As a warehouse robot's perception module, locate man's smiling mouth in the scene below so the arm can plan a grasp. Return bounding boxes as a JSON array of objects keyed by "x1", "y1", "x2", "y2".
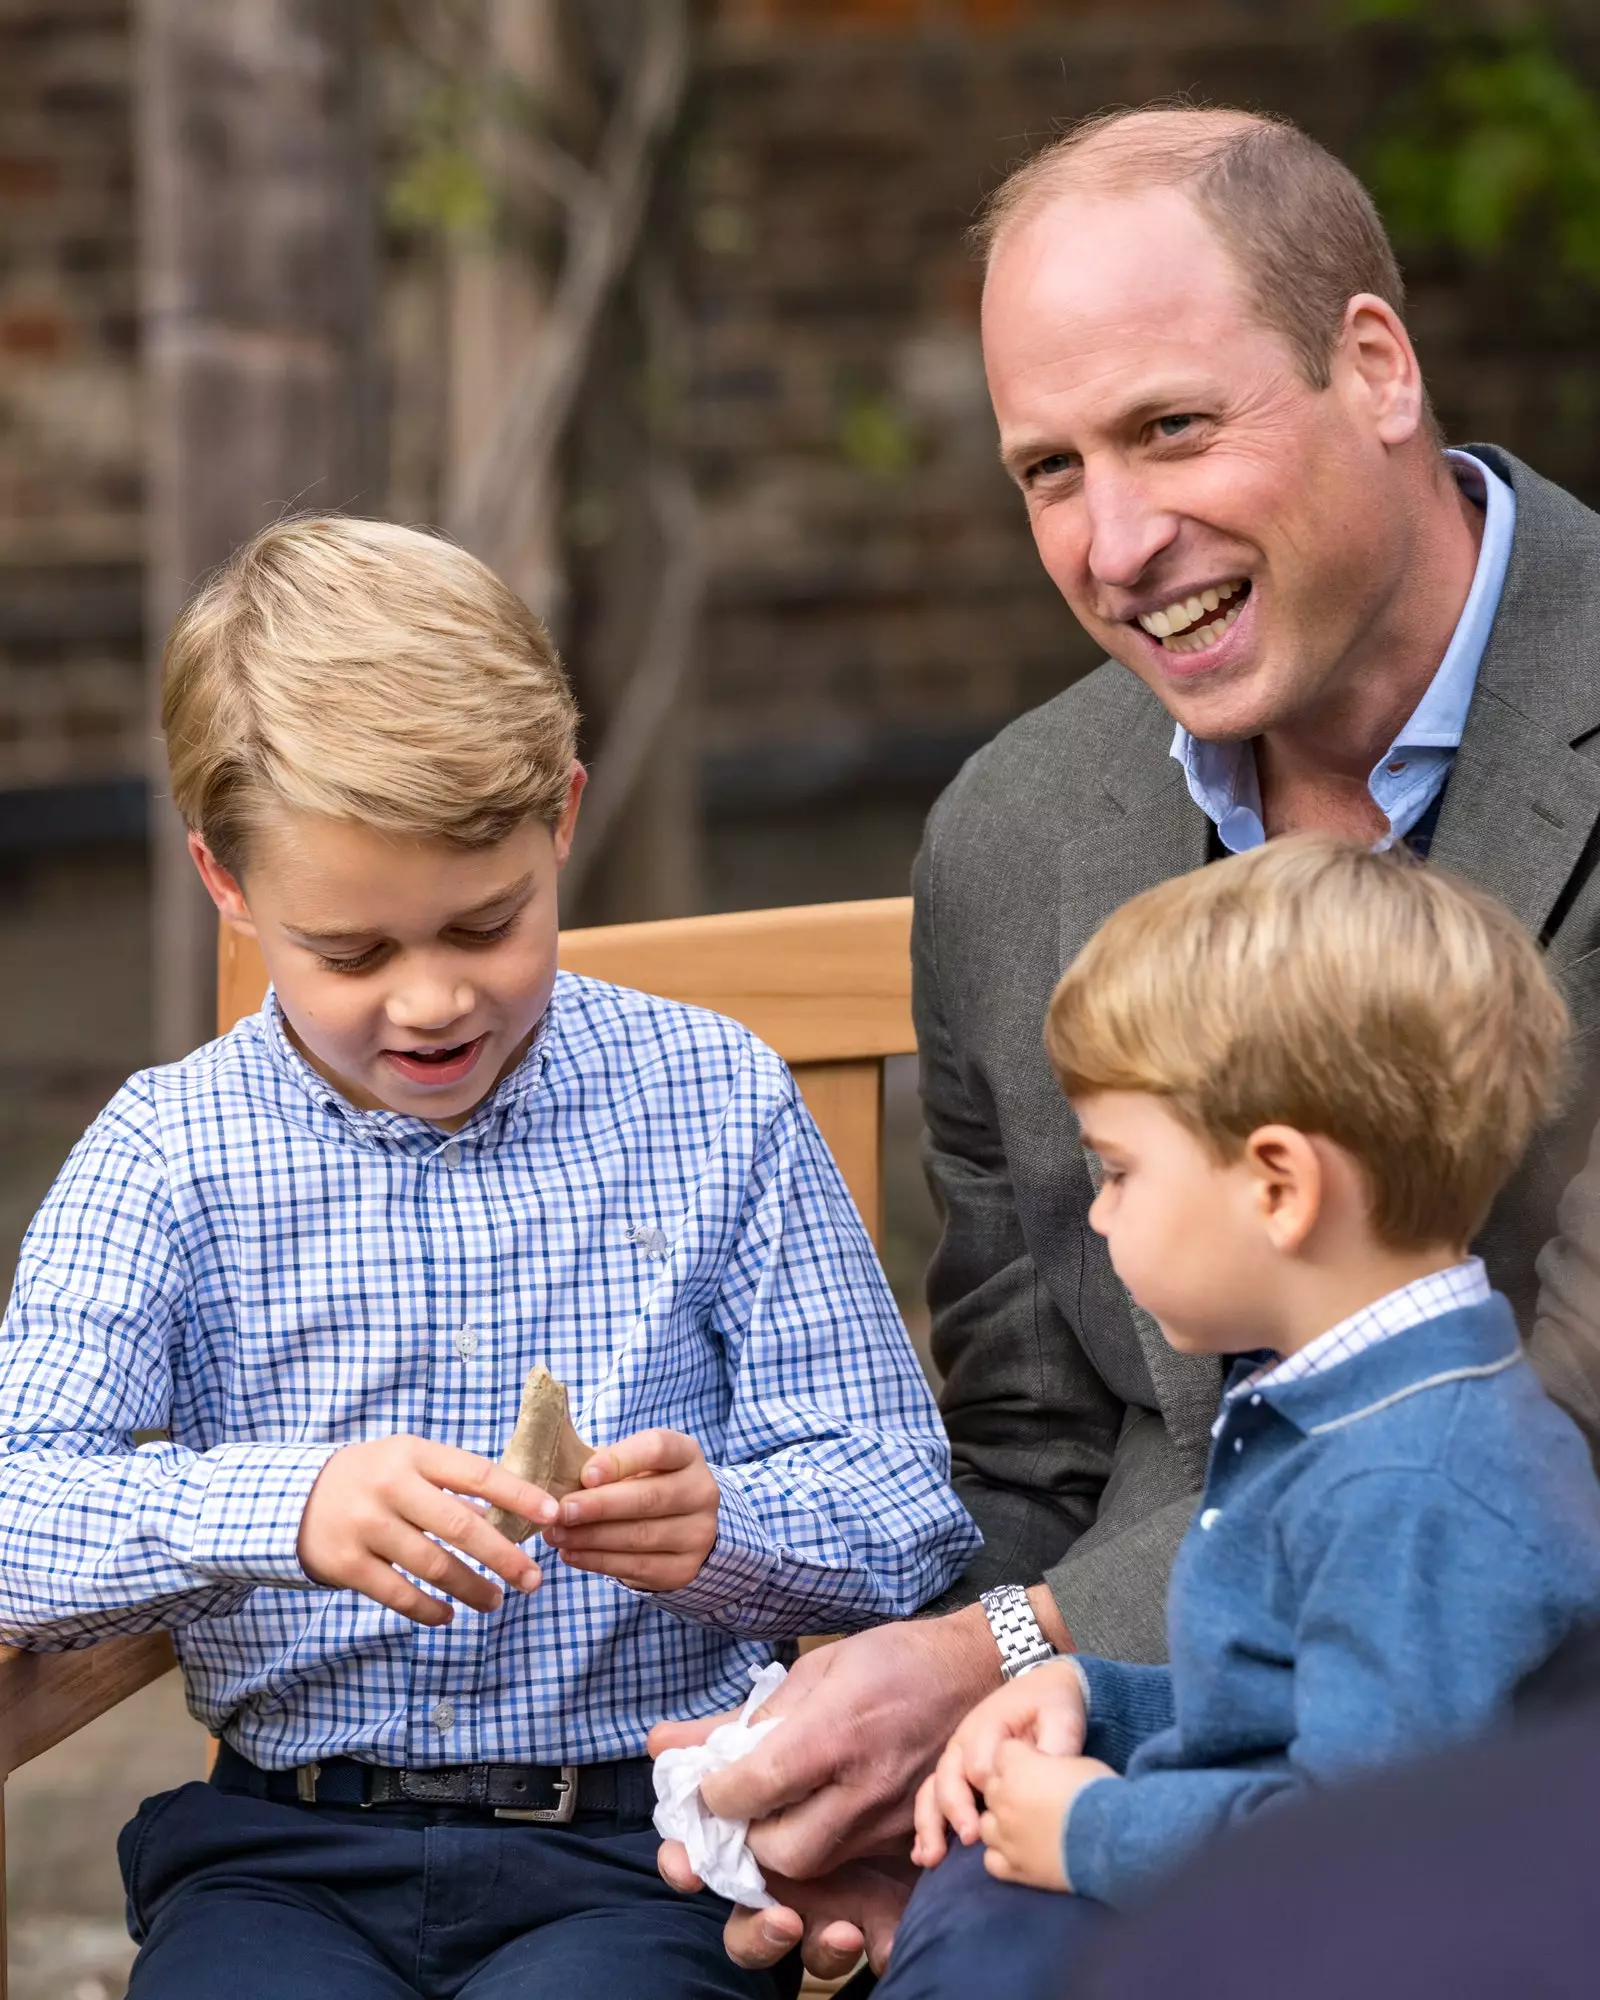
[{"x1": 1135, "y1": 578, "x2": 1251, "y2": 655}]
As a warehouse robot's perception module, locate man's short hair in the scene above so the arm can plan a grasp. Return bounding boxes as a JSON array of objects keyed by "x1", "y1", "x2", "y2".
[
  {"x1": 162, "y1": 515, "x2": 579, "y2": 876},
  {"x1": 975, "y1": 104, "x2": 1417, "y2": 401},
  {"x1": 1045, "y1": 837, "x2": 1568, "y2": 1250}
]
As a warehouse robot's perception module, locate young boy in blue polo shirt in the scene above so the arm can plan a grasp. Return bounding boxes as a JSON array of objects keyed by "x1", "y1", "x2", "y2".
[
  {"x1": 894, "y1": 835, "x2": 1600, "y2": 1999},
  {"x1": 0, "y1": 516, "x2": 979, "y2": 2000}
]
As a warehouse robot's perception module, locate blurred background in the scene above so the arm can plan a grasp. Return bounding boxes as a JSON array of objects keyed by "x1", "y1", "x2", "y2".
[{"x1": 3, "y1": 0, "x2": 1599, "y2": 1992}]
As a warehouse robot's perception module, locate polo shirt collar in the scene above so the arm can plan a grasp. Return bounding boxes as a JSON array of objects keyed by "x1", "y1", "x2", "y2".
[{"x1": 1234, "y1": 1294, "x2": 1520, "y2": 1439}]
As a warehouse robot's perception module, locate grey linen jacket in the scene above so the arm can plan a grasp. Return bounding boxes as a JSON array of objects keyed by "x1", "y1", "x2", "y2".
[{"x1": 914, "y1": 445, "x2": 1600, "y2": 1663}]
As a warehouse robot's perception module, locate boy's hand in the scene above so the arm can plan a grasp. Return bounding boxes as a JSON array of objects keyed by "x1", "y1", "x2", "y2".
[
  {"x1": 911, "y1": 1658, "x2": 1087, "y2": 1868},
  {"x1": 980, "y1": 1743, "x2": 1116, "y2": 1891},
  {"x1": 297, "y1": 1436, "x2": 556, "y2": 1625},
  {"x1": 542, "y1": 1428, "x2": 719, "y2": 1591}
]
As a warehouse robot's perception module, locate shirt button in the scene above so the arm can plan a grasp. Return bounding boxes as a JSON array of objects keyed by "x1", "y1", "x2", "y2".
[
  {"x1": 1200, "y1": 1508, "x2": 1221, "y2": 1531},
  {"x1": 1250, "y1": 1394, "x2": 1262, "y2": 1407},
  {"x1": 454, "y1": 1326, "x2": 479, "y2": 1359},
  {"x1": 431, "y1": 1700, "x2": 456, "y2": 1732},
  {"x1": 1233, "y1": 1437, "x2": 1244, "y2": 1453},
  {"x1": 441, "y1": 1142, "x2": 462, "y2": 1170}
]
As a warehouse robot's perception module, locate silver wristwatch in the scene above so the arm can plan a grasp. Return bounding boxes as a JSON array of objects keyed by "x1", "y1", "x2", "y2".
[{"x1": 980, "y1": 1583, "x2": 1057, "y2": 1681}]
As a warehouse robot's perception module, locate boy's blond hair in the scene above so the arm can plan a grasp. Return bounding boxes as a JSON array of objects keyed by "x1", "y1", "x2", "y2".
[
  {"x1": 1046, "y1": 837, "x2": 1568, "y2": 1249},
  {"x1": 162, "y1": 515, "x2": 579, "y2": 874}
]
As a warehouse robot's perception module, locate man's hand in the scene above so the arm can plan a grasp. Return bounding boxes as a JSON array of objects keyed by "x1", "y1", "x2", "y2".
[
  {"x1": 911, "y1": 1657, "x2": 1087, "y2": 1867},
  {"x1": 658, "y1": 1844, "x2": 914, "y2": 1979},
  {"x1": 649, "y1": 1603, "x2": 1006, "y2": 1880},
  {"x1": 542, "y1": 1428, "x2": 719, "y2": 1592},
  {"x1": 297, "y1": 1436, "x2": 554, "y2": 1625},
  {"x1": 980, "y1": 1742, "x2": 1116, "y2": 1892}
]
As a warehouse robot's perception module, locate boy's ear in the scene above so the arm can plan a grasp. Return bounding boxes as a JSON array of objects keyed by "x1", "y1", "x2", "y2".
[
  {"x1": 552, "y1": 761, "x2": 588, "y2": 870},
  {"x1": 1243, "y1": 1124, "x2": 1323, "y2": 1255},
  {"x1": 187, "y1": 831, "x2": 257, "y2": 937}
]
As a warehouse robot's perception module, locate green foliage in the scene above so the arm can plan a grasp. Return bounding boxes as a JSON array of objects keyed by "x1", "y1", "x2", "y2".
[
  {"x1": 1347, "y1": 2, "x2": 1600, "y2": 286},
  {"x1": 387, "y1": 84, "x2": 494, "y2": 237},
  {"x1": 838, "y1": 393, "x2": 915, "y2": 478}
]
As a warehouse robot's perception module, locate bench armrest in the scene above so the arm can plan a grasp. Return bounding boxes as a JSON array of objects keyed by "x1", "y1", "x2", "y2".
[{"x1": 0, "y1": 1633, "x2": 177, "y2": 1779}]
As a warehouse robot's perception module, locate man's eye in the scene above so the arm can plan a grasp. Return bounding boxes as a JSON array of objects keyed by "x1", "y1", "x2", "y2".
[
  {"x1": 1156, "y1": 414, "x2": 1198, "y2": 437},
  {"x1": 1031, "y1": 452, "x2": 1077, "y2": 480}
]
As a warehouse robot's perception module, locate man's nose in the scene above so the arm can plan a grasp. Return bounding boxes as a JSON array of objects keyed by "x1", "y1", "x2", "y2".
[
  {"x1": 1082, "y1": 465, "x2": 1180, "y2": 591},
  {"x1": 385, "y1": 970, "x2": 475, "y2": 1033}
]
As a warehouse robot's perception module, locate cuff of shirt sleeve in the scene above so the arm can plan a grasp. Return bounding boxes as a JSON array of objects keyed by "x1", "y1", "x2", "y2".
[
  {"x1": 182, "y1": 1442, "x2": 343, "y2": 1588},
  {"x1": 1060, "y1": 1772, "x2": 1123, "y2": 1897},
  {"x1": 639, "y1": 1471, "x2": 783, "y2": 1627}
]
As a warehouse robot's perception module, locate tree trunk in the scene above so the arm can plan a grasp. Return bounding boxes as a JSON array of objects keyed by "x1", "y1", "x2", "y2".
[{"x1": 136, "y1": 0, "x2": 379, "y2": 1059}]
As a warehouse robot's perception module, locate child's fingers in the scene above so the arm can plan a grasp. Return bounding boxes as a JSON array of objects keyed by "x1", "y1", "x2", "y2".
[
  {"x1": 345, "y1": 1552, "x2": 457, "y2": 1627},
  {"x1": 982, "y1": 1845, "x2": 1019, "y2": 1882},
  {"x1": 932, "y1": 1738, "x2": 982, "y2": 1846},
  {"x1": 579, "y1": 1428, "x2": 697, "y2": 1487},
  {"x1": 556, "y1": 1468, "x2": 700, "y2": 1527},
  {"x1": 403, "y1": 1472, "x2": 546, "y2": 1591},
  {"x1": 910, "y1": 1773, "x2": 949, "y2": 1869},
  {"x1": 544, "y1": 1513, "x2": 708, "y2": 1557},
  {"x1": 414, "y1": 1442, "x2": 559, "y2": 1536},
  {"x1": 377, "y1": 1522, "x2": 511, "y2": 1614},
  {"x1": 1033, "y1": 1700, "x2": 1082, "y2": 1757}
]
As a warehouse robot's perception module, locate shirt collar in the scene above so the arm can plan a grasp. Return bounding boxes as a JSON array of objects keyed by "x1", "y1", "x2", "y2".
[
  {"x1": 251, "y1": 984, "x2": 558, "y2": 1155},
  {"x1": 1170, "y1": 449, "x2": 1516, "y2": 852},
  {"x1": 1225, "y1": 1283, "x2": 1518, "y2": 1441}
]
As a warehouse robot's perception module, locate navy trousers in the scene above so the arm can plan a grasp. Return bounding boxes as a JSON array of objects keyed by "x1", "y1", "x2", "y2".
[
  {"x1": 118, "y1": 1779, "x2": 799, "y2": 2000},
  {"x1": 874, "y1": 1840, "x2": 1115, "y2": 2000}
]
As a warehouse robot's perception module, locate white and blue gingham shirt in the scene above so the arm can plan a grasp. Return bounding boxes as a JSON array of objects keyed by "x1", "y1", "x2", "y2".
[
  {"x1": 0, "y1": 975, "x2": 979, "y2": 1768},
  {"x1": 1212, "y1": 1258, "x2": 1492, "y2": 1437}
]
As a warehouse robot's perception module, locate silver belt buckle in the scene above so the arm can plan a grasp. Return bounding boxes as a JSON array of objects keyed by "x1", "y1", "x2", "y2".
[{"x1": 493, "y1": 1766, "x2": 577, "y2": 1823}]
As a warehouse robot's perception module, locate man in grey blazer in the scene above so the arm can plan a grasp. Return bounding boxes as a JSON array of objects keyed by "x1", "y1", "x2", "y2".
[{"x1": 656, "y1": 103, "x2": 1600, "y2": 1986}]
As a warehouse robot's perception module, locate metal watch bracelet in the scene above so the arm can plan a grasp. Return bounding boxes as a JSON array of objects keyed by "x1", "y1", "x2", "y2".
[{"x1": 980, "y1": 1583, "x2": 1058, "y2": 1681}]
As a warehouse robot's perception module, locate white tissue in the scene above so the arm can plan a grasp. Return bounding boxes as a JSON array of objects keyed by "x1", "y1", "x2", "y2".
[{"x1": 652, "y1": 1661, "x2": 788, "y2": 1908}]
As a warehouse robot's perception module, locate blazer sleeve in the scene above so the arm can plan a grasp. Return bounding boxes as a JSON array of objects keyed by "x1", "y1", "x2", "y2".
[
  {"x1": 914, "y1": 818, "x2": 1144, "y2": 1620},
  {"x1": 1531, "y1": 1114, "x2": 1600, "y2": 1470}
]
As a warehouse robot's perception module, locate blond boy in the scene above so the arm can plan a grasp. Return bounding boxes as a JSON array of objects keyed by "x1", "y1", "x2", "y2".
[
  {"x1": 0, "y1": 517, "x2": 978, "y2": 2000},
  {"x1": 886, "y1": 837, "x2": 1600, "y2": 2000}
]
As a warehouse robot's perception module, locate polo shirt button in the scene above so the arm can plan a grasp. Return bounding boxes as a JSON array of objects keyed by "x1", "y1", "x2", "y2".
[
  {"x1": 431, "y1": 1700, "x2": 456, "y2": 1732},
  {"x1": 1250, "y1": 1394, "x2": 1262, "y2": 1407},
  {"x1": 441, "y1": 1142, "x2": 462, "y2": 1170},
  {"x1": 1200, "y1": 1509, "x2": 1221, "y2": 1531},
  {"x1": 454, "y1": 1326, "x2": 479, "y2": 1359},
  {"x1": 1233, "y1": 1437, "x2": 1244, "y2": 1454}
]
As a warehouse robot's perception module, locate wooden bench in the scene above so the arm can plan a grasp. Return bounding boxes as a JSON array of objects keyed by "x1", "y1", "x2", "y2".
[{"x1": 0, "y1": 896, "x2": 916, "y2": 1995}]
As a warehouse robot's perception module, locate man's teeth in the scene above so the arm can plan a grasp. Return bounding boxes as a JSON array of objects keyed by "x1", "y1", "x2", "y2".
[{"x1": 1137, "y1": 579, "x2": 1247, "y2": 651}]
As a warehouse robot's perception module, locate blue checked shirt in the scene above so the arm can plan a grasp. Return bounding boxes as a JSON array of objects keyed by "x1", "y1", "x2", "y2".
[{"x1": 0, "y1": 975, "x2": 979, "y2": 1768}]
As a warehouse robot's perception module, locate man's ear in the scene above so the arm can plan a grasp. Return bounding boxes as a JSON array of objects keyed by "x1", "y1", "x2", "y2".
[
  {"x1": 1336, "y1": 294, "x2": 1424, "y2": 448},
  {"x1": 1243, "y1": 1124, "x2": 1323, "y2": 1254},
  {"x1": 552, "y1": 761, "x2": 588, "y2": 870},
  {"x1": 187, "y1": 831, "x2": 257, "y2": 937}
]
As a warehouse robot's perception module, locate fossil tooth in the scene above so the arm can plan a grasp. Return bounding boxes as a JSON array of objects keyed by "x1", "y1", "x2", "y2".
[{"x1": 488, "y1": 1365, "x2": 593, "y2": 1542}]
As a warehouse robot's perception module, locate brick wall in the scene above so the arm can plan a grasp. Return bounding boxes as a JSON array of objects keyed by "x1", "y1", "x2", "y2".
[
  {"x1": 0, "y1": 0, "x2": 144, "y2": 797},
  {"x1": 3, "y1": 0, "x2": 1598, "y2": 872}
]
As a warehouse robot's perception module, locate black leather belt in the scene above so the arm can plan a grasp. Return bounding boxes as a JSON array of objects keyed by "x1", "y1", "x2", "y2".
[{"x1": 212, "y1": 1740, "x2": 656, "y2": 1822}]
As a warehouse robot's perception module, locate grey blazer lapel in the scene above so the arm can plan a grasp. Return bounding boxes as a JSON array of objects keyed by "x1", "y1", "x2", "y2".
[
  {"x1": 1059, "y1": 686, "x2": 1222, "y2": 1466},
  {"x1": 1432, "y1": 447, "x2": 1600, "y2": 943},
  {"x1": 1057, "y1": 691, "x2": 1211, "y2": 971}
]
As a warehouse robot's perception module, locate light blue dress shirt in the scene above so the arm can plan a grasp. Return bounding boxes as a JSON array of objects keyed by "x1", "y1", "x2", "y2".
[{"x1": 1171, "y1": 450, "x2": 1516, "y2": 852}]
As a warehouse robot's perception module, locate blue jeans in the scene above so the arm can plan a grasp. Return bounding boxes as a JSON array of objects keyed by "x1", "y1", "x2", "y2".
[
  {"x1": 874, "y1": 1840, "x2": 1115, "y2": 2000},
  {"x1": 117, "y1": 1779, "x2": 798, "y2": 2000}
]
